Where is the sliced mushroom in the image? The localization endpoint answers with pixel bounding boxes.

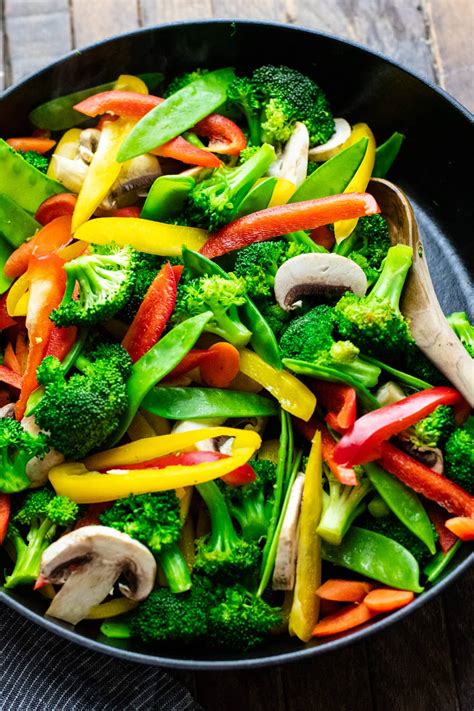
[272,472,305,590]
[171,418,226,452]
[308,118,351,163]
[41,525,156,625]
[375,381,406,406]
[52,155,89,193]
[78,128,101,164]
[101,154,161,210]
[268,122,309,188]
[0,403,15,419]
[396,438,444,474]
[21,415,65,489]
[274,253,368,311]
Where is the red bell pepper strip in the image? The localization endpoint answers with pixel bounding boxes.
[4,215,72,279]
[150,137,221,167]
[426,503,458,553]
[201,192,380,259]
[334,387,463,467]
[32,128,51,138]
[294,416,358,486]
[15,253,67,420]
[0,365,22,390]
[193,114,247,155]
[107,206,141,218]
[122,262,177,363]
[45,325,77,361]
[310,380,357,433]
[379,442,474,518]
[3,343,21,375]
[310,225,335,250]
[35,194,77,226]
[74,502,112,529]
[0,494,11,545]
[171,265,184,283]
[444,517,474,541]
[0,294,17,330]
[6,137,56,154]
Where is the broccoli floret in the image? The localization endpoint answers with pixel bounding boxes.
[208,584,281,650]
[408,405,456,448]
[131,579,212,644]
[51,245,136,327]
[358,512,436,566]
[444,417,474,494]
[447,311,474,357]
[227,77,262,146]
[222,459,276,542]
[336,215,391,286]
[100,492,191,593]
[238,144,261,164]
[251,65,335,147]
[316,469,371,545]
[18,150,49,173]
[279,304,381,388]
[306,161,320,176]
[34,346,131,459]
[182,143,275,231]
[0,418,49,494]
[194,480,260,581]
[76,342,133,380]
[4,488,79,588]
[163,68,209,97]
[174,273,252,347]
[233,239,310,298]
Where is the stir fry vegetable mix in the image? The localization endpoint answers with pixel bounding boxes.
[0,65,472,651]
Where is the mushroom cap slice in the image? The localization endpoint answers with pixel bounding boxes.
[41,525,156,625]
[274,253,368,311]
[101,154,161,210]
[308,118,352,162]
[272,472,305,590]
[268,122,309,189]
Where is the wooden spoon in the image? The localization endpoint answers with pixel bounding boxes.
[368,178,474,406]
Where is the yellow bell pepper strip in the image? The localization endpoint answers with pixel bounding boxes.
[74,216,207,256]
[71,117,135,231]
[289,431,323,641]
[86,597,138,620]
[47,128,81,180]
[179,517,196,571]
[113,74,149,94]
[238,348,316,421]
[269,178,296,207]
[7,273,30,317]
[334,123,376,242]
[49,427,261,503]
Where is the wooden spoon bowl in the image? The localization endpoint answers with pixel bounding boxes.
[368,178,474,406]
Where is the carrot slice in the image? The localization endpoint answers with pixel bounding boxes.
[313,602,376,637]
[364,588,415,613]
[445,517,474,541]
[316,579,374,603]
[199,342,240,388]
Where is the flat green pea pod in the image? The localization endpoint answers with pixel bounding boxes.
[373,132,405,178]
[424,540,462,583]
[0,140,65,213]
[182,247,282,370]
[364,462,436,554]
[0,236,14,294]
[0,193,40,248]
[322,526,424,593]
[142,386,278,420]
[141,175,195,221]
[235,177,277,219]
[118,68,236,162]
[108,311,213,446]
[290,138,368,202]
[29,73,163,131]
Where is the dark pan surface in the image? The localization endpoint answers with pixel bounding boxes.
[0,20,472,669]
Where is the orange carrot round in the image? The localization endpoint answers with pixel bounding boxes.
[444,517,474,541]
[316,579,374,603]
[313,602,376,637]
[364,588,415,613]
[199,342,240,388]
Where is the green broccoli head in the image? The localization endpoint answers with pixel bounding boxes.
[339,215,391,286]
[358,512,436,566]
[251,65,335,147]
[163,68,209,97]
[51,245,137,327]
[447,311,474,358]
[222,458,277,542]
[444,418,474,494]
[18,150,49,173]
[85,342,132,380]
[408,405,456,448]
[227,77,262,146]
[0,418,50,494]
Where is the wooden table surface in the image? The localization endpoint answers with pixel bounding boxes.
[1,2,473,709]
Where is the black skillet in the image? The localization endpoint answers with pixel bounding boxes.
[0,20,472,670]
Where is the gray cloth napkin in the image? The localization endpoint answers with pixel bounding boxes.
[1,603,201,711]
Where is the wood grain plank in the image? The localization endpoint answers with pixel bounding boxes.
[443,567,474,711]
[140,0,213,23]
[71,0,140,48]
[426,0,474,111]
[212,0,286,20]
[194,667,286,711]
[4,0,71,84]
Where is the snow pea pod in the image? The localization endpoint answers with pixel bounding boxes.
[322,526,424,592]
[373,132,405,178]
[142,386,278,419]
[0,194,40,248]
[117,68,236,162]
[235,177,278,219]
[182,247,282,370]
[140,175,195,222]
[424,540,462,583]
[364,462,436,553]
[0,237,13,294]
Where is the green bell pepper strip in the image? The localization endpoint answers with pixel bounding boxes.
[0,194,40,248]
[117,68,236,162]
[182,247,282,370]
[424,540,462,583]
[108,311,213,446]
[142,386,278,419]
[290,138,368,202]
[364,462,436,553]
[235,177,278,219]
[29,73,163,131]
[373,132,405,178]
[140,175,195,222]
[0,236,14,294]
[0,140,65,213]
[322,526,424,592]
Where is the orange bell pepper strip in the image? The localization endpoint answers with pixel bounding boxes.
[3,215,72,279]
[193,114,247,155]
[35,193,77,226]
[310,380,357,433]
[45,325,77,361]
[201,192,380,259]
[0,494,11,544]
[6,137,56,154]
[444,517,474,541]
[15,253,66,420]
[122,262,177,363]
[14,333,28,374]
[3,343,21,375]
[0,365,22,391]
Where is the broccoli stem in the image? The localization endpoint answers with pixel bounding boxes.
[228,493,268,541]
[156,542,192,594]
[226,143,276,207]
[1,450,31,493]
[316,476,371,546]
[196,480,241,552]
[209,304,252,347]
[4,518,55,588]
[368,244,413,312]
